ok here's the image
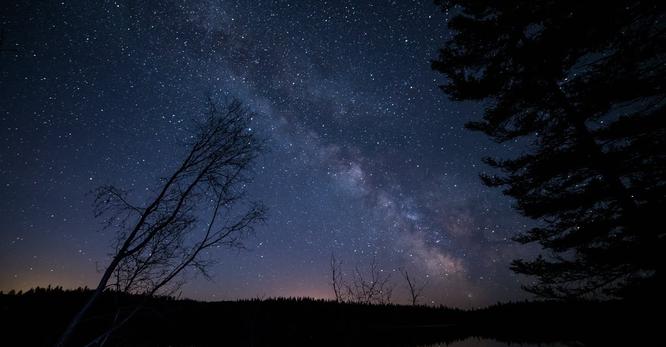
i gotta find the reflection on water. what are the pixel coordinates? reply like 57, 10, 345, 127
426, 338, 569, 347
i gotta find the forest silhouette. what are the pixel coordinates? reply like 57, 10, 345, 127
0, 286, 661, 346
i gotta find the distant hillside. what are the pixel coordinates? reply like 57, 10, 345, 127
0, 287, 659, 346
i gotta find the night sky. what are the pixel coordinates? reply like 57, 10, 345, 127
1, 1, 536, 308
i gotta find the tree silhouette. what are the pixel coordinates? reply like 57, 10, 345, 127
330, 253, 344, 302
56, 98, 266, 346
432, 0, 665, 299
329, 254, 395, 304
401, 269, 428, 306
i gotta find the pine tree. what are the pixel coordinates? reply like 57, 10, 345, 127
432, 0, 665, 299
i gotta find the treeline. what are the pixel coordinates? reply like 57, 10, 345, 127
1, 287, 660, 346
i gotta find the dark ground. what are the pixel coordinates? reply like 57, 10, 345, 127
0, 287, 660, 346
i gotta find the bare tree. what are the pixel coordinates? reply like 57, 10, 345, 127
330, 253, 344, 302
329, 254, 394, 305
346, 257, 394, 305
401, 269, 428, 306
56, 98, 266, 346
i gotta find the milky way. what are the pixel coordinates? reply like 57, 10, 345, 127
1, 1, 536, 307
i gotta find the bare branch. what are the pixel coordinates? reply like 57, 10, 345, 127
57, 98, 266, 347
401, 269, 428, 306
330, 253, 344, 302
330, 254, 394, 305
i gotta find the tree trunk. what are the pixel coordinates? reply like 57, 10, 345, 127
54, 256, 121, 347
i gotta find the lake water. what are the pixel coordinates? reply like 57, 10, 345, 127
427, 338, 570, 346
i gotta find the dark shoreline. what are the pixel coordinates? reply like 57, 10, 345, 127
1, 287, 660, 346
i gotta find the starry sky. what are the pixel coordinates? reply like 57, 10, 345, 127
0, 0, 537, 308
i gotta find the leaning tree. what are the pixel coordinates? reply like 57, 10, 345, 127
56, 98, 266, 346
433, 0, 665, 299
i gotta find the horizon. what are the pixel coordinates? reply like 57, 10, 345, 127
4, 1, 532, 309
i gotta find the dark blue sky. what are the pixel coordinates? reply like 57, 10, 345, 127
1, 0, 535, 307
